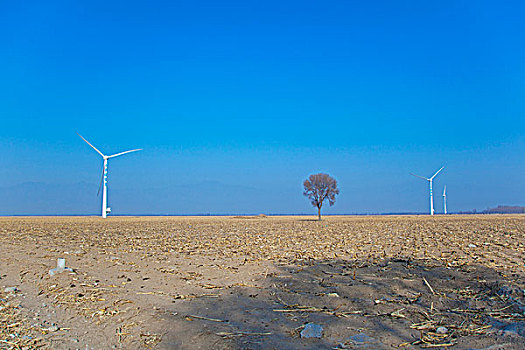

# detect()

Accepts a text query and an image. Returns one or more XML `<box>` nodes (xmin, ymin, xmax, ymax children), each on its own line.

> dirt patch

<box><xmin>0</xmin><ymin>215</ymin><xmax>523</xmax><ymax>349</ymax></box>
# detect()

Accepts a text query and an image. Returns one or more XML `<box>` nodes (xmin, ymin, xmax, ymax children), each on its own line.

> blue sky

<box><xmin>1</xmin><ymin>1</ymin><xmax>524</xmax><ymax>215</ymax></box>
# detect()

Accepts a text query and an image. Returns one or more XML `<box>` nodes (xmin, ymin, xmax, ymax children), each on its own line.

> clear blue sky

<box><xmin>1</xmin><ymin>1</ymin><xmax>524</xmax><ymax>215</ymax></box>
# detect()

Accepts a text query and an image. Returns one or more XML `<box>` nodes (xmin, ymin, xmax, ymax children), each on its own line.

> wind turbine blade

<box><xmin>430</xmin><ymin>166</ymin><xmax>445</xmax><ymax>180</ymax></box>
<box><xmin>77</xmin><ymin>133</ymin><xmax>105</xmax><ymax>157</ymax></box>
<box><xmin>410</xmin><ymin>173</ymin><xmax>429</xmax><ymax>181</ymax></box>
<box><xmin>443</xmin><ymin>185</ymin><xmax>446</xmax><ymax>196</ymax></box>
<box><xmin>97</xmin><ymin>167</ymin><xmax>104</xmax><ymax>196</ymax></box>
<box><xmin>107</xmin><ymin>149</ymin><xmax>143</xmax><ymax>158</ymax></box>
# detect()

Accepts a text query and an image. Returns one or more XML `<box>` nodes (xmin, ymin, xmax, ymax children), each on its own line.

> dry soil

<box><xmin>0</xmin><ymin>215</ymin><xmax>524</xmax><ymax>349</ymax></box>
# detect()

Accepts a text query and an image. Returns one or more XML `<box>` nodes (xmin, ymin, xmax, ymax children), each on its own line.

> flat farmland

<box><xmin>0</xmin><ymin>215</ymin><xmax>524</xmax><ymax>349</ymax></box>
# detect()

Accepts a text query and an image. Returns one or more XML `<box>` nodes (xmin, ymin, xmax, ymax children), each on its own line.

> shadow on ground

<box><xmin>152</xmin><ymin>258</ymin><xmax>524</xmax><ymax>350</ymax></box>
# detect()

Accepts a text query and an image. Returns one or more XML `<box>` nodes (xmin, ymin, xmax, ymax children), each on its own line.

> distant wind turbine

<box><xmin>78</xmin><ymin>133</ymin><xmax>142</xmax><ymax>218</ymax></box>
<box><xmin>443</xmin><ymin>185</ymin><xmax>447</xmax><ymax>215</ymax></box>
<box><xmin>410</xmin><ymin>166</ymin><xmax>445</xmax><ymax>215</ymax></box>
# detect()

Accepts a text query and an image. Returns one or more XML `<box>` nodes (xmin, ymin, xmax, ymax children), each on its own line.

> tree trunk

<box><xmin>318</xmin><ymin>206</ymin><xmax>321</xmax><ymax>221</ymax></box>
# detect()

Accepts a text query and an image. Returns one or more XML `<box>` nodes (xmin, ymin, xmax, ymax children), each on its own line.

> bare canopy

<box><xmin>303</xmin><ymin>173</ymin><xmax>339</xmax><ymax>221</ymax></box>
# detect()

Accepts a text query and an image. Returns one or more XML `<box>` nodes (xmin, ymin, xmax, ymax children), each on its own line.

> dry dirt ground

<box><xmin>0</xmin><ymin>215</ymin><xmax>524</xmax><ymax>350</ymax></box>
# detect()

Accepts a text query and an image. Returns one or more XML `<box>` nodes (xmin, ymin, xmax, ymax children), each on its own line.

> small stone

<box><xmin>4</xmin><ymin>287</ymin><xmax>18</xmax><ymax>293</ymax></box>
<box><xmin>327</xmin><ymin>292</ymin><xmax>340</xmax><ymax>297</ymax></box>
<box><xmin>468</xmin><ymin>244</ymin><xmax>477</xmax><ymax>248</ymax></box>
<box><xmin>344</xmin><ymin>333</ymin><xmax>385</xmax><ymax>348</ymax></box>
<box><xmin>301</xmin><ymin>323</ymin><xmax>323</xmax><ymax>338</ymax></box>
<box><xmin>436</xmin><ymin>326</ymin><xmax>448</xmax><ymax>334</ymax></box>
<box><xmin>48</xmin><ymin>325</ymin><xmax>59</xmax><ymax>332</ymax></box>
<box><xmin>348</xmin><ymin>333</ymin><xmax>376</xmax><ymax>344</ymax></box>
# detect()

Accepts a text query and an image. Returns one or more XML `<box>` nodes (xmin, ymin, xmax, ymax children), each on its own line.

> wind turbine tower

<box><xmin>78</xmin><ymin>134</ymin><xmax>142</xmax><ymax>218</ymax></box>
<box><xmin>443</xmin><ymin>185</ymin><xmax>447</xmax><ymax>215</ymax></box>
<box><xmin>410</xmin><ymin>166</ymin><xmax>445</xmax><ymax>215</ymax></box>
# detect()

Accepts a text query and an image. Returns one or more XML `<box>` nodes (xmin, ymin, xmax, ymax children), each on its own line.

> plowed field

<box><xmin>1</xmin><ymin>215</ymin><xmax>523</xmax><ymax>349</ymax></box>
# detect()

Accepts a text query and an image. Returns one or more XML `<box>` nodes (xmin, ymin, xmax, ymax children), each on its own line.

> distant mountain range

<box><xmin>458</xmin><ymin>205</ymin><xmax>525</xmax><ymax>214</ymax></box>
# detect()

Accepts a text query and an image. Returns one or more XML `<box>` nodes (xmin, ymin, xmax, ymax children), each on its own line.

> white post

<box><xmin>429</xmin><ymin>179</ymin><xmax>434</xmax><ymax>215</ymax></box>
<box><xmin>102</xmin><ymin>158</ymin><xmax>108</xmax><ymax>218</ymax></box>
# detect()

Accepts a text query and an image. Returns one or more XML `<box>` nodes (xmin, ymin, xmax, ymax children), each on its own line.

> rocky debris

<box><xmin>345</xmin><ymin>333</ymin><xmax>383</xmax><ymax>348</ymax></box>
<box><xmin>436</xmin><ymin>326</ymin><xmax>448</xmax><ymax>334</ymax></box>
<box><xmin>300</xmin><ymin>323</ymin><xmax>323</xmax><ymax>338</ymax></box>
<box><xmin>0</xmin><ymin>290</ymin><xmax>49</xmax><ymax>348</ymax></box>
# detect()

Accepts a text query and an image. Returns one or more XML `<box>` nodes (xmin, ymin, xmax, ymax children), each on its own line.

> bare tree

<box><xmin>303</xmin><ymin>173</ymin><xmax>339</xmax><ymax>221</ymax></box>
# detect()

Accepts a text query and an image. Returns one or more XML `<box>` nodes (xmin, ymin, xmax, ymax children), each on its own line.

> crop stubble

<box><xmin>0</xmin><ymin>215</ymin><xmax>523</xmax><ymax>349</ymax></box>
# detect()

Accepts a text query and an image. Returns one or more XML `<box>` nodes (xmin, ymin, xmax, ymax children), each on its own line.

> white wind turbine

<box><xmin>443</xmin><ymin>185</ymin><xmax>447</xmax><ymax>215</ymax></box>
<box><xmin>78</xmin><ymin>133</ymin><xmax>142</xmax><ymax>218</ymax></box>
<box><xmin>410</xmin><ymin>166</ymin><xmax>445</xmax><ymax>215</ymax></box>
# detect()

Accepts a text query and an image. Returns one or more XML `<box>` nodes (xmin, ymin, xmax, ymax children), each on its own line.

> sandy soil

<box><xmin>0</xmin><ymin>215</ymin><xmax>524</xmax><ymax>350</ymax></box>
